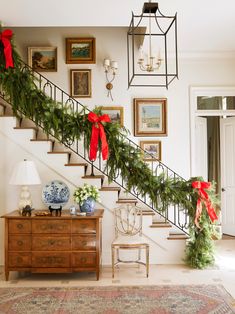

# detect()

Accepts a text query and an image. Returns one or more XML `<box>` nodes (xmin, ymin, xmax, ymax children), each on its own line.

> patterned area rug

<box><xmin>0</xmin><ymin>285</ymin><xmax>234</xmax><ymax>314</ymax></box>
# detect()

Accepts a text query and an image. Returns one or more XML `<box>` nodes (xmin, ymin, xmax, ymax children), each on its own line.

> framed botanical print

<box><xmin>100</xmin><ymin>106</ymin><xmax>124</xmax><ymax>126</ymax></box>
<box><xmin>66</xmin><ymin>38</ymin><xmax>96</xmax><ymax>64</ymax></box>
<box><xmin>140</xmin><ymin>140</ymin><xmax>162</xmax><ymax>161</ymax></box>
<box><xmin>70</xmin><ymin>69</ymin><xmax>91</xmax><ymax>98</ymax></box>
<box><xmin>134</xmin><ymin>98</ymin><xmax>167</xmax><ymax>136</ymax></box>
<box><xmin>28</xmin><ymin>47</ymin><xmax>57</xmax><ymax>72</ymax></box>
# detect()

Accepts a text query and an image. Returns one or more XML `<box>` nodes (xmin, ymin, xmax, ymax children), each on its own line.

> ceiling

<box><xmin>2</xmin><ymin>0</ymin><xmax>235</xmax><ymax>56</ymax></box>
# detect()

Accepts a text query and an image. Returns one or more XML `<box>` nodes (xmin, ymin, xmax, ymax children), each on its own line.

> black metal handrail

<box><xmin>0</xmin><ymin>63</ymin><xmax>189</xmax><ymax>234</ymax></box>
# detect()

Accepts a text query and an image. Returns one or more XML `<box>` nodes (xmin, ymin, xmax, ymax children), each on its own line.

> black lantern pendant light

<box><xmin>127</xmin><ymin>1</ymin><xmax>178</xmax><ymax>89</ymax></box>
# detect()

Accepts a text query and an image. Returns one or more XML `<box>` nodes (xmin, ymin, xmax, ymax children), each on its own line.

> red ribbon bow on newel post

<box><xmin>88</xmin><ymin>112</ymin><xmax>111</xmax><ymax>161</ymax></box>
<box><xmin>0</xmin><ymin>29</ymin><xmax>14</xmax><ymax>69</ymax></box>
<box><xmin>192</xmin><ymin>181</ymin><xmax>218</xmax><ymax>229</ymax></box>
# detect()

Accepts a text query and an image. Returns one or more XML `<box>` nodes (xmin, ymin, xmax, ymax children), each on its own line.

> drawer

<box><xmin>32</xmin><ymin>252</ymin><xmax>70</xmax><ymax>267</ymax></box>
<box><xmin>9</xmin><ymin>253</ymin><xmax>31</xmax><ymax>267</ymax></box>
<box><xmin>9</xmin><ymin>235</ymin><xmax>31</xmax><ymax>251</ymax></box>
<box><xmin>72</xmin><ymin>219</ymin><xmax>96</xmax><ymax>234</ymax></box>
<box><xmin>72</xmin><ymin>252</ymin><xmax>96</xmax><ymax>267</ymax></box>
<box><xmin>9</xmin><ymin>220</ymin><xmax>31</xmax><ymax>234</ymax></box>
<box><xmin>32</xmin><ymin>236</ymin><xmax>70</xmax><ymax>251</ymax></box>
<box><xmin>72</xmin><ymin>235</ymin><xmax>96</xmax><ymax>251</ymax></box>
<box><xmin>32</xmin><ymin>220</ymin><xmax>70</xmax><ymax>234</ymax></box>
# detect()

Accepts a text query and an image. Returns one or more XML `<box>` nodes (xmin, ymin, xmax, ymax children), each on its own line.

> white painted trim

<box><xmin>189</xmin><ymin>86</ymin><xmax>235</xmax><ymax>177</ymax></box>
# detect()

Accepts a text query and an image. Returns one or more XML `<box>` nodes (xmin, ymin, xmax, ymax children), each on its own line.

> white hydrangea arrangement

<box><xmin>73</xmin><ymin>183</ymin><xmax>100</xmax><ymax>205</ymax></box>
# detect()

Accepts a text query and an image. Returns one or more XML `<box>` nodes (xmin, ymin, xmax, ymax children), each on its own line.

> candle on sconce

<box><xmin>103</xmin><ymin>59</ymin><xmax>111</xmax><ymax>67</ymax></box>
<box><xmin>139</xmin><ymin>45</ymin><xmax>144</xmax><ymax>59</ymax></box>
<box><xmin>111</xmin><ymin>61</ymin><xmax>118</xmax><ymax>69</ymax></box>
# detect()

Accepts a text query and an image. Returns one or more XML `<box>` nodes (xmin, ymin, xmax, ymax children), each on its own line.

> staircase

<box><xmin>0</xmin><ymin>64</ymin><xmax>189</xmax><ymax>265</ymax></box>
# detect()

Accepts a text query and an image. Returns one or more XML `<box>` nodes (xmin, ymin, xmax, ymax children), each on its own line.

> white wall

<box><xmin>1</xmin><ymin>26</ymin><xmax>235</xmax><ymax>265</ymax></box>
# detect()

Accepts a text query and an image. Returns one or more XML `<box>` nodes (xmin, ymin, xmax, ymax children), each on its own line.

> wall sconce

<box><xmin>103</xmin><ymin>58</ymin><xmax>118</xmax><ymax>101</ymax></box>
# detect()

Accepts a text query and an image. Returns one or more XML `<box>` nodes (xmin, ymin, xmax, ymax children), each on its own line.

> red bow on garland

<box><xmin>88</xmin><ymin>112</ymin><xmax>111</xmax><ymax>161</ymax></box>
<box><xmin>192</xmin><ymin>181</ymin><xmax>218</xmax><ymax>229</ymax></box>
<box><xmin>0</xmin><ymin>29</ymin><xmax>14</xmax><ymax>69</ymax></box>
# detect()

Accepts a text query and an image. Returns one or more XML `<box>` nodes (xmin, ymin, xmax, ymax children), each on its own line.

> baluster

<box><xmin>90</xmin><ymin>161</ymin><xmax>95</xmax><ymax>176</ymax></box>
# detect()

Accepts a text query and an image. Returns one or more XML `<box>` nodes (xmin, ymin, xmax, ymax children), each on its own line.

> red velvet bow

<box><xmin>0</xmin><ymin>29</ymin><xmax>14</xmax><ymax>69</ymax></box>
<box><xmin>88</xmin><ymin>112</ymin><xmax>111</xmax><ymax>161</ymax></box>
<box><xmin>192</xmin><ymin>181</ymin><xmax>218</xmax><ymax>229</ymax></box>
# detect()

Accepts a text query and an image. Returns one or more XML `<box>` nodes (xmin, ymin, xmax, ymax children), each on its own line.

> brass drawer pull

<box><xmin>17</xmin><ymin>224</ymin><xmax>23</xmax><ymax>229</ymax></box>
<box><xmin>82</xmin><ymin>240</ymin><xmax>87</xmax><ymax>246</ymax></box>
<box><xmin>17</xmin><ymin>240</ymin><xmax>23</xmax><ymax>246</ymax></box>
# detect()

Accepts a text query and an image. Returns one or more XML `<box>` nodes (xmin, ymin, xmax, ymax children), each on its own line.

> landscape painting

<box><xmin>101</xmin><ymin>106</ymin><xmax>124</xmax><ymax>126</ymax></box>
<box><xmin>134</xmin><ymin>98</ymin><xmax>167</xmax><ymax>136</ymax></box>
<box><xmin>28</xmin><ymin>47</ymin><xmax>57</xmax><ymax>72</ymax></box>
<box><xmin>66</xmin><ymin>38</ymin><xmax>96</xmax><ymax>64</ymax></box>
<box><xmin>140</xmin><ymin>140</ymin><xmax>162</xmax><ymax>161</ymax></box>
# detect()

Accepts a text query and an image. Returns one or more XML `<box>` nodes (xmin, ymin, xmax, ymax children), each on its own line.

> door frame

<box><xmin>189</xmin><ymin>86</ymin><xmax>235</xmax><ymax>177</ymax></box>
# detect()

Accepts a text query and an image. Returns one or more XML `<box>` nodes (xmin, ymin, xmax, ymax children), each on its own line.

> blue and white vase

<box><xmin>80</xmin><ymin>197</ymin><xmax>95</xmax><ymax>215</ymax></box>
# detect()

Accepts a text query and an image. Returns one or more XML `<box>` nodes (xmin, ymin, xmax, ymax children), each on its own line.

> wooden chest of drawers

<box><xmin>1</xmin><ymin>209</ymin><xmax>104</xmax><ymax>280</ymax></box>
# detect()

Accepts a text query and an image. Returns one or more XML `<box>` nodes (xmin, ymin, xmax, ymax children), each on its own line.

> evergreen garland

<box><xmin>0</xmin><ymin>28</ymin><xmax>220</xmax><ymax>269</ymax></box>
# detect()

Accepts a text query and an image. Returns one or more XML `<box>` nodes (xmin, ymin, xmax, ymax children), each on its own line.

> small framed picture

<box><xmin>134</xmin><ymin>98</ymin><xmax>167</xmax><ymax>136</ymax></box>
<box><xmin>101</xmin><ymin>106</ymin><xmax>124</xmax><ymax>126</ymax></box>
<box><xmin>140</xmin><ymin>140</ymin><xmax>162</xmax><ymax>161</ymax></box>
<box><xmin>70</xmin><ymin>69</ymin><xmax>92</xmax><ymax>98</ymax></box>
<box><xmin>28</xmin><ymin>47</ymin><xmax>57</xmax><ymax>72</ymax></box>
<box><xmin>66</xmin><ymin>38</ymin><xmax>96</xmax><ymax>64</ymax></box>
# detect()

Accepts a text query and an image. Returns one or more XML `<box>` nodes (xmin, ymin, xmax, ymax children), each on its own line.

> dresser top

<box><xmin>1</xmin><ymin>209</ymin><xmax>104</xmax><ymax>219</ymax></box>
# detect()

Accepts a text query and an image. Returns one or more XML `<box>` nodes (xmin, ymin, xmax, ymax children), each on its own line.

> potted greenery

<box><xmin>73</xmin><ymin>183</ymin><xmax>100</xmax><ymax>215</ymax></box>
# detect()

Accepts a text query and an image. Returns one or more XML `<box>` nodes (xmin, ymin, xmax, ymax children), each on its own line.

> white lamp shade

<box><xmin>9</xmin><ymin>160</ymin><xmax>41</xmax><ymax>185</ymax></box>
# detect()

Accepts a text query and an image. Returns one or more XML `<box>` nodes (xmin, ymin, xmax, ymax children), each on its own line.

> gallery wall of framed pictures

<box><xmin>134</xmin><ymin>98</ymin><xmax>167</xmax><ymax>162</ymax></box>
<box><xmin>66</xmin><ymin>37</ymin><xmax>95</xmax><ymax>98</ymax></box>
<box><xmin>26</xmin><ymin>32</ymin><xmax>167</xmax><ymax>163</ymax></box>
<box><xmin>27</xmin><ymin>37</ymin><xmax>96</xmax><ymax>99</ymax></box>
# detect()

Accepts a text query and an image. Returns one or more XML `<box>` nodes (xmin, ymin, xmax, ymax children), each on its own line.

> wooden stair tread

<box><xmin>65</xmin><ymin>163</ymin><xmax>88</xmax><ymax>167</ymax></box>
<box><xmin>30</xmin><ymin>139</ymin><xmax>54</xmax><ymax>142</ymax></box>
<box><xmin>100</xmin><ymin>187</ymin><xmax>121</xmax><ymax>192</ymax></box>
<box><xmin>0</xmin><ymin>114</ymin><xmax>13</xmax><ymax>117</ymax></box>
<box><xmin>82</xmin><ymin>175</ymin><xmax>104</xmax><ymax>179</ymax></box>
<box><xmin>116</xmin><ymin>199</ymin><xmax>138</xmax><ymax>204</ymax></box>
<box><xmin>48</xmin><ymin>151</ymin><xmax>71</xmax><ymax>155</ymax></box>
<box><xmin>150</xmin><ymin>222</ymin><xmax>172</xmax><ymax>228</ymax></box>
<box><xmin>222</xmin><ymin>234</ymin><xmax>235</xmax><ymax>240</ymax></box>
<box><xmin>140</xmin><ymin>211</ymin><xmax>155</xmax><ymax>216</ymax></box>
<box><xmin>167</xmin><ymin>233</ymin><xmax>188</xmax><ymax>240</ymax></box>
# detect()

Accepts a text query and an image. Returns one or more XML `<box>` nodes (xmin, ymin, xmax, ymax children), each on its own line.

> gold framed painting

<box><xmin>134</xmin><ymin>98</ymin><xmax>167</xmax><ymax>136</ymax></box>
<box><xmin>70</xmin><ymin>69</ymin><xmax>92</xmax><ymax>98</ymax></box>
<box><xmin>66</xmin><ymin>38</ymin><xmax>96</xmax><ymax>64</ymax></box>
<box><xmin>28</xmin><ymin>47</ymin><xmax>57</xmax><ymax>72</ymax></box>
<box><xmin>140</xmin><ymin>140</ymin><xmax>162</xmax><ymax>161</ymax></box>
<box><xmin>100</xmin><ymin>106</ymin><xmax>124</xmax><ymax>126</ymax></box>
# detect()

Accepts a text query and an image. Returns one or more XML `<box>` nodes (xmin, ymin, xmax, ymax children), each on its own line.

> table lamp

<box><xmin>9</xmin><ymin>159</ymin><xmax>41</xmax><ymax>210</ymax></box>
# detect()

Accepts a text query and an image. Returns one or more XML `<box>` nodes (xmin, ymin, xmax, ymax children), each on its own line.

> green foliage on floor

<box><xmin>0</xmin><ymin>27</ymin><xmax>220</xmax><ymax>269</ymax></box>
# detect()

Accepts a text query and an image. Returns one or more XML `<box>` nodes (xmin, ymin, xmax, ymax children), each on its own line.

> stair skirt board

<box><xmin>0</xmin><ymin>113</ymin><xmax>187</xmax><ymax>265</ymax></box>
